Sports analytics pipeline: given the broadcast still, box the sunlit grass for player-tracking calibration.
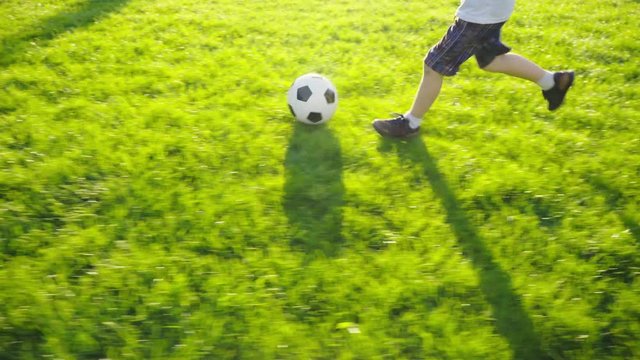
[1,0,639,358]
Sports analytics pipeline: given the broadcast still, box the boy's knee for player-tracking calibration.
[423,64,444,77]
[482,55,505,72]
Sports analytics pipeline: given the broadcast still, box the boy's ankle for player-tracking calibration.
[537,71,555,91]
[404,113,422,129]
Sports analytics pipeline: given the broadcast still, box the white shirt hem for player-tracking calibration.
[456,13,510,24]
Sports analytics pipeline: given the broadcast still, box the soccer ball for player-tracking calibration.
[287,73,338,125]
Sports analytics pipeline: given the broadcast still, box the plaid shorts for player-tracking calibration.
[425,18,511,76]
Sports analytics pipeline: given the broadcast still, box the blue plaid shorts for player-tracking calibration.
[425,18,511,76]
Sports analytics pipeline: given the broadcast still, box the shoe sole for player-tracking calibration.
[372,121,420,139]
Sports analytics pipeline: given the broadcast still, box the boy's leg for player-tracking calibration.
[373,64,443,138]
[408,64,444,122]
[372,65,443,138]
[373,18,479,139]
[482,53,575,111]
[483,53,547,83]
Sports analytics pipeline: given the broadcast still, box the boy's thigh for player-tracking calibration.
[425,19,510,76]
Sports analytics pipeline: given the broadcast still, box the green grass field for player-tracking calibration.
[1,0,639,359]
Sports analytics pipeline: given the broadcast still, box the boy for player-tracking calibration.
[373,0,574,138]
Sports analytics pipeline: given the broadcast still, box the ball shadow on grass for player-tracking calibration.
[283,123,344,260]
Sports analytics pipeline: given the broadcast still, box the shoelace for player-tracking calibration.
[390,112,406,121]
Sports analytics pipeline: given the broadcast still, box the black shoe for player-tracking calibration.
[542,71,575,111]
[372,113,420,139]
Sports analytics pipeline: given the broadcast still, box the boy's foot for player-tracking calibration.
[372,114,420,139]
[542,71,575,111]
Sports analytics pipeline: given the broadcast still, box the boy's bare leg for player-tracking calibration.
[483,53,547,83]
[372,64,443,138]
[484,53,575,111]
[408,64,444,119]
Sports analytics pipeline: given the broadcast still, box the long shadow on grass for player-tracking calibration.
[587,175,640,245]
[0,0,130,67]
[381,137,551,360]
[283,123,344,260]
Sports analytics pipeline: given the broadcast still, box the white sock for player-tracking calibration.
[537,71,555,91]
[404,112,422,129]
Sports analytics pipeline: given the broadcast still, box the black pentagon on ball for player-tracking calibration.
[307,112,323,123]
[324,89,336,104]
[297,86,312,102]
